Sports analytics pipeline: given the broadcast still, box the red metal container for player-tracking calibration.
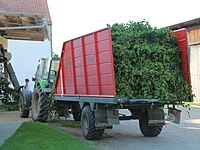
[54,28,190,98]
[173,29,191,84]
[54,28,116,98]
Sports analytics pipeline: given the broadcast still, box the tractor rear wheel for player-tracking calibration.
[31,85,48,122]
[81,106,104,140]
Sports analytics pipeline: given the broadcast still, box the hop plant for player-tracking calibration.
[110,21,192,102]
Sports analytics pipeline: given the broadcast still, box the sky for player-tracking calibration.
[8,0,200,90]
[9,40,51,90]
[47,0,200,55]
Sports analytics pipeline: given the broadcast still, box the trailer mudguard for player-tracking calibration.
[147,108,165,125]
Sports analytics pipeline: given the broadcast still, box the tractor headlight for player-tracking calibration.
[49,79,54,83]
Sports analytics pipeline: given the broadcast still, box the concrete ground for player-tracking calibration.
[91,106,200,150]
[0,111,31,145]
[0,122,21,145]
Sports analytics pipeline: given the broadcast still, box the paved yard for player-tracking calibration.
[91,106,200,150]
[0,111,31,145]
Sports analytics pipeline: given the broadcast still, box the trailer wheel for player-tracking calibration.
[73,112,81,121]
[72,105,81,121]
[31,85,47,122]
[81,106,104,140]
[139,111,163,137]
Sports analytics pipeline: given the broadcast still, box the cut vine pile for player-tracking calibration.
[110,21,191,102]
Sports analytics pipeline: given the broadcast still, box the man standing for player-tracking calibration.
[24,78,30,92]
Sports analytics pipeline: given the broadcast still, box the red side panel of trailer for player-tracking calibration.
[54,28,116,98]
[173,29,191,84]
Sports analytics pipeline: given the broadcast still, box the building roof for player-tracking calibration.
[0,0,51,25]
[168,17,200,30]
[0,12,50,41]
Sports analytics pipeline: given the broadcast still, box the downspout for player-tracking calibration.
[49,24,53,57]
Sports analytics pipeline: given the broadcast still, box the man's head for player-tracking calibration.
[25,79,29,83]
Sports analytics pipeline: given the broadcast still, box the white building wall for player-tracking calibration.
[189,45,200,103]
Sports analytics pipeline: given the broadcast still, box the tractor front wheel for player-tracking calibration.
[19,98,29,118]
[19,90,31,118]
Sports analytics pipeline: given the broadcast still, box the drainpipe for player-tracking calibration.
[49,25,53,57]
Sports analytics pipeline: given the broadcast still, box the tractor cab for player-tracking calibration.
[33,57,60,92]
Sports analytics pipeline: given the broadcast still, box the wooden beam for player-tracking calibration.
[0,14,40,27]
[0,11,43,19]
[0,18,38,27]
[5,16,22,24]
[5,29,43,35]
[5,34,44,39]
[3,35,44,41]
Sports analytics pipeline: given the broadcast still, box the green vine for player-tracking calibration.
[109,21,192,102]
[46,94,58,119]
[0,77,19,104]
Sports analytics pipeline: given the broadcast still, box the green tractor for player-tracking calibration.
[30,56,82,122]
[31,57,60,122]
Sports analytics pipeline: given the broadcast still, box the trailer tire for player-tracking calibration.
[72,105,81,121]
[139,111,163,137]
[81,106,104,140]
[73,112,81,121]
[31,85,48,122]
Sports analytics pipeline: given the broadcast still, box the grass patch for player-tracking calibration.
[56,120,81,128]
[0,103,18,111]
[0,121,94,150]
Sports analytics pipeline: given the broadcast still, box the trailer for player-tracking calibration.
[31,27,188,140]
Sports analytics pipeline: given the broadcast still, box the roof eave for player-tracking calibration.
[168,17,200,30]
[0,11,50,41]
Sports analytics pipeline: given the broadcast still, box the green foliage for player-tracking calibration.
[46,94,57,119]
[0,103,18,111]
[0,122,94,150]
[46,94,68,119]
[110,21,192,102]
[0,77,20,104]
